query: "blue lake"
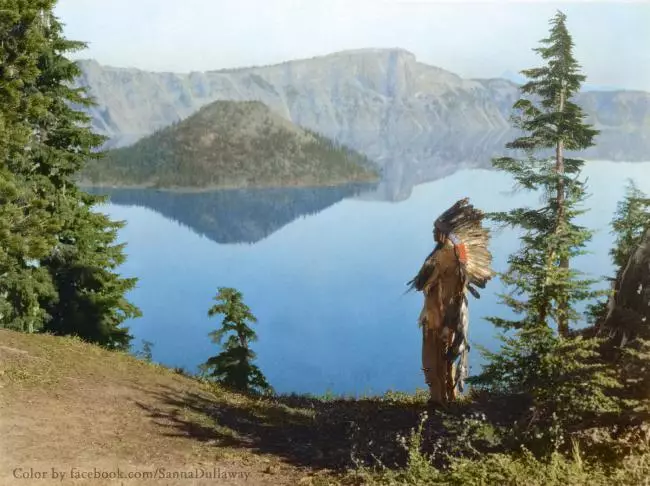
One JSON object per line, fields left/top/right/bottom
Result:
{"left": 97, "top": 160, "right": 650, "bottom": 396}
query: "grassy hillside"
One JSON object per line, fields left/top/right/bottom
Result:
{"left": 80, "top": 101, "right": 380, "bottom": 190}
{"left": 0, "top": 330, "right": 312, "bottom": 485}
{"left": 0, "top": 330, "right": 436, "bottom": 485}
{"left": 2, "top": 330, "right": 647, "bottom": 486}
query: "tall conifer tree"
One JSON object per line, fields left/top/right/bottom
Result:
{"left": 488, "top": 10, "right": 600, "bottom": 335}
{"left": 0, "top": 1, "right": 140, "bottom": 348}
{"left": 0, "top": 1, "right": 59, "bottom": 332}
{"left": 470, "top": 12, "right": 619, "bottom": 449}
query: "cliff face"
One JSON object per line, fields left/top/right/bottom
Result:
{"left": 76, "top": 49, "right": 511, "bottom": 151}
{"left": 76, "top": 49, "right": 650, "bottom": 152}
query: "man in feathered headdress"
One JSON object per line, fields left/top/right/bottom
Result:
{"left": 407, "top": 198, "right": 495, "bottom": 404}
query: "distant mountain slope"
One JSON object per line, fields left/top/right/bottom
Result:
{"left": 81, "top": 100, "right": 379, "bottom": 189}
{"left": 75, "top": 49, "right": 650, "bottom": 158}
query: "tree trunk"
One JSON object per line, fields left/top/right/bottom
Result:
{"left": 556, "top": 86, "right": 569, "bottom": 337}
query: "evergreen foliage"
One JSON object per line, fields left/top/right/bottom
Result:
{"left": 597, "top": 181, "right": 650, "bottom": 420}
{"left": 470, "top": 11, "right": 619, "bottom": 450}
{"left": 474, "top": 326, "right": 620, "bottom": 452}
{"left": 589, "top": 180, "right": 650, "bottom": 325}
{"left": 202, "top": 287, "right": 271, "bottom": 394}
{"left": 0, "top": 1, "right": 60, "bottom": 332}
{"left": 134, "top": 339, "right": 154, "bottom": 362}
{"left": 609, "top": 180, "right": 650, "bottom": 271}
{"left": 0, "top": 1, "right": 139, "bottom": 348}
{"left": 488, "top": 10, "right": 600, "bottom": 335}
{"left": 41, "top": 201, "right": 140, "bottom": 350}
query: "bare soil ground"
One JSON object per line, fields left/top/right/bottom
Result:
{"left": 0, "top": 331, "right": 317, "bottom": 486}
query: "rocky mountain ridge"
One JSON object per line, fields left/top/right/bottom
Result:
{"left": 76, "top": 49, "right": 649, "bottom": 152}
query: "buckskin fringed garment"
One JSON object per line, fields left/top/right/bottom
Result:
{"left": 407, "top": 198, "right": 495, "bottom": 404}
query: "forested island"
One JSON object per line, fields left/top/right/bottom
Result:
{"left": 80, "top": 100, "right": 379, "bottom": 190}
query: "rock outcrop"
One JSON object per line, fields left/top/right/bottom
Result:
{"left": 602, "top": 228, "right": 650, "bottom": 346}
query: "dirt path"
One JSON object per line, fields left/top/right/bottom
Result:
{"left": 0, "top": 332, "right": 311, "bottom": 486}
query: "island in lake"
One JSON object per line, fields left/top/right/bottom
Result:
{"left": 81, "top": 100, "right": 380, "bottom": 190}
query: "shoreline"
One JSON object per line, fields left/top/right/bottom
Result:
{"left": 77, "top": 175, "right": 380, "bottom": 194}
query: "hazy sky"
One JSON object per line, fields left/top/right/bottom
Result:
{"left": 55, "top": 0, "right": 649, "bottom": 91}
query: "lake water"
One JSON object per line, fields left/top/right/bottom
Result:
{"left": 97, "top": 160, "right": 650, "bottom": 397}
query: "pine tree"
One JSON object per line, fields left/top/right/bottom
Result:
{"left": 488, "top": 10, "right": 600, "bottom": 336}
{"left": 134, "top": 339, "right": 154, "bottom": 362}
{"left": 0, "top": 1, "right": 140, "bottom": 347}
{"left": 31, "top": 8, "right": 140, "bottom": 349}
{"left": 202, "top": 288, "right": 271, "bottom": 394}
{"left": 0, "top": 1, "right": 60, "bottom": 332}
{"left": 470, "top": 11, "right": 619, "bottom": 450}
